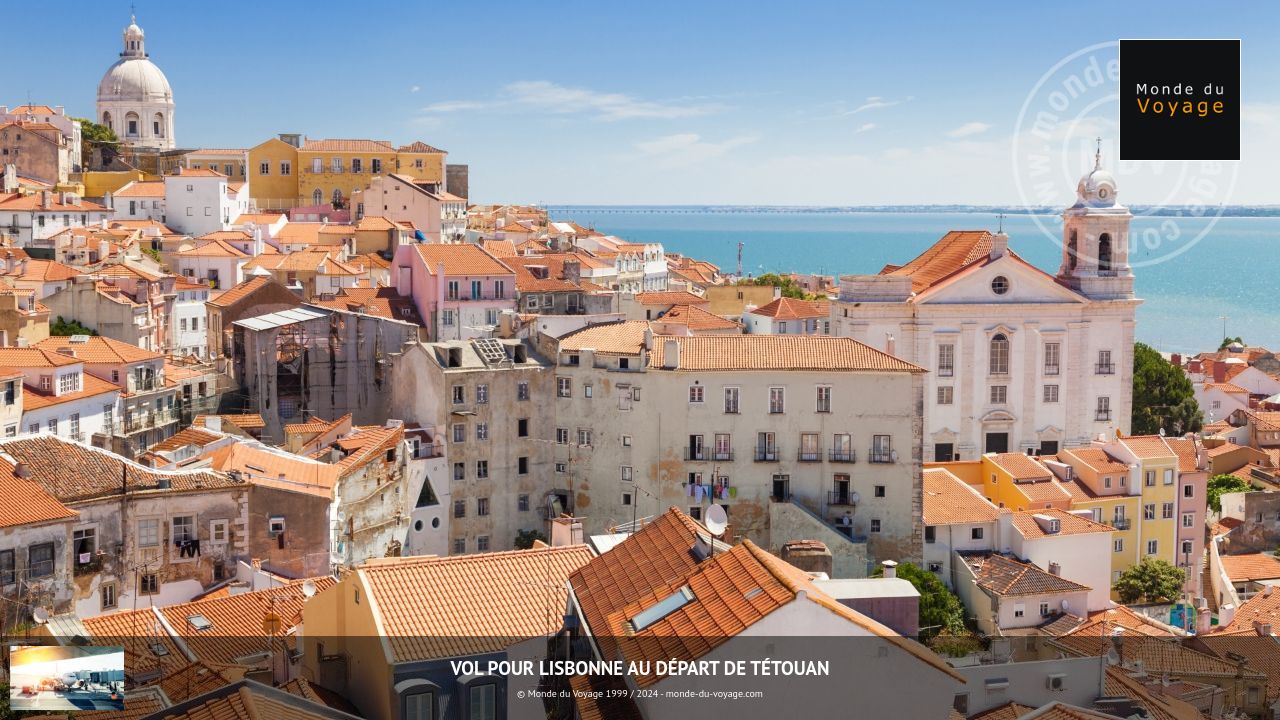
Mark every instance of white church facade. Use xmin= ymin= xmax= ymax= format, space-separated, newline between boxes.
xmin=832 ymin=150 xmax=1139 ymax=461
xmin=96 ymin=15 xmax=175 ymax=150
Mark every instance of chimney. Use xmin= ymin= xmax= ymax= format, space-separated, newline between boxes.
xmin=881 ymin=559 xmax=898 ymax=579
xmin=989 ymin=231 xmax=1008 ymax=259
xmin=1 ymin=164 xmax=15 ymax=193
xmin=663 ymin=339 xmax=680 ymax=369
xmin=1171 ymin=353 xmax=1182 ymax=368
xmin=1213 ymin=362 xmax=1226 ymax=384
xmin=12 ymin=461 xmax=29 ymax=479
xmin=1048 ymin=561 xmax=1062 ymax=576
xmin=41 ymin=191 xmax=51 ymax=209
xmin=1255 ymin=620 xmax=1273 ymax=636
xmin=885 ymin=333 xmax=896 ymax=356
xmin=98 ymin=240 xmax=109 ymax=260
xmin=781 ymin=541 xmax=833 ymax=577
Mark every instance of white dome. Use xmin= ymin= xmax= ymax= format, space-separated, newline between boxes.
xmin=1074 ymin=146 xmax=1119 ymax=209
xmin=97 ymin=57 xmax=173 ymax=103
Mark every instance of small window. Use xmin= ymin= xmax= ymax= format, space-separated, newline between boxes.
xmin=990 ymin=276 xmax=1010 ymax=295
xmin=870 ymin=518 xmax=881 ymax=533
xmin=140 ymin=573 xmax=159 ymax=595
xmin=937 ymin=386 xmax=953 ymax=405
xmin=518 ymin=494 xmax=530 ymax=512
xmin=874 ymin=485 xmax=886 ymax=498
xmin=971 ymin=527 xmax=984 ymax=540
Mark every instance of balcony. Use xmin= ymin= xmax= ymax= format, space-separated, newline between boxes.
xmin=73 ymin=556 xmax=103 ymax=577
xmin=828 ymin=491 xmax=857 ymax=506
xmin=798 ymin=449 xmax=822 ymax=463
xmin=754 ymin=447 xmax=780 ymax=462
xmin=938 ymin=367 xmax=954 ymax=378
xmin=1096 ymin=363 xmax=1116 ymax=375
xmin=685 ymin=447 xmax=707 ymax=461
xmin=1095 ymin=411 xmax=1112 ymax=422
xmin=869 ymin=449 xmax=894 ymax=464
xmin=829 ymin=449 xmax=856 ymax=463
xmin=445 ymin=294 xmax=508 ymax=302
xmin=711 ymin=449 xmax=734 ymax=462
xmin=1044 ymin=364 xmax=1060 ymax=376
xmin=412 ymin=443 xmax=443 ymax=459
xmin=1110 ymin=518 xmax=1131 ymax=530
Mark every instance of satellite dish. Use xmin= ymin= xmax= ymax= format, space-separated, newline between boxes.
xmin=301 ymin=579 xmax=317 ymax=598
xmin=705 ymin=505 xmax=728 ymax=537
xmin=32 ymin=607 xmax=48 ymax=625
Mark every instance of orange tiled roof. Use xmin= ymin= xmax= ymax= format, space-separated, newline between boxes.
xmin=748 ymin=297 xmax=828 ymax=320
xmin=358 ymin=545 xmax=594 ymax=663
xmin=397 ymin=141 xmax=446 ymax=154
xmin=0 ymin=346 xmax=81 ymax=368
xmin=150 ymin=426 xmax=224 ymax=454
xmin=0 ymin=461 xmax=77 ymax=528
xmin=881 ymin=230 xmax=993 ymax=292
xmin=1220 ymin=553 xmax=1280 ymax=583
xmin=649 ymin=335 xmax=924 ymax=373
xmin=308 ymin=287 xmax=418 ymax=322
xmin=204 ymin=441 xmax=339 ymax=498
xmin=971 ymin=703 xmax=1035 ymax=720
xmin=3 ymin=258 xmax=83 ymax=282
xmin=412 ymin=243 xmax=513 ymax=276
xmin=114 ymin=180 xmax=166 ymax=198
xmin=1009 ymin=508 xmax=1113 ymax=538
xmin=35 ymin=335 xmax=162 ymax=364
xmin=0 ymin=194 xmax=107 ymax=211
xmin=1118 ymin=435 xmax=1179 ymax=460
xmin=634 ymin=290 xmax=706 ymax=306
xmin=178 ymin=238 xmax=248 ymax=258
xmin=207 ymin=276 xmax=273 ymax=308
xmin=0 ymin=435 xmax=237 ymax=503
xmin=22 ymin=373 xmax=120 ymax=411
xmin=963 ymin=552 xmax=1091 ymax=597
xmin=192 ymin=413 xmax=266 ymax=430
xmin=1198 ymin=633 xmax=1280 ymax=700
xmin=233 ymin=212 xmax=285 ymax=225
xmin=301 ymin=138 xmax=393 ymax=153
xmin=1059 ymin=447 xmax=1132 ymax=474
xmin=1164 ymin=437 xmax=1203 ymax=472
xmin=170 ymin=167 xmax=225 ymax=178
xmin=657 ymin=304 xmax=739 ymax=331
xmin=923 ymin=468 xmax=1003 ymax=525
xmin=558 ymin=320 xmax=649 ymax=355
xmin=989 ymin=452 xmax=1053 ymax=480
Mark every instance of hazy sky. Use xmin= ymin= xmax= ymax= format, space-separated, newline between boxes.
xmin=5 ymin=1 xmax=1276 ymax=205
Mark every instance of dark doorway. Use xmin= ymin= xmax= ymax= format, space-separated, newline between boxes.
xmin=1038 ymin=440 xmax=1060 ymax=456
xmin=933 ymin=443 xmax=955 ymax=462
xmin=985 ymin=432 xmax=1009 ymax=454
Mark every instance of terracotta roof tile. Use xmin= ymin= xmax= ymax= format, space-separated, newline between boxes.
xmin=747 ymin=297 xmax=829 ymax=320
xmin=649 ymin=335 xmax=924 ymax=373
xmin=300 ymin=138 xmax=393 ymax=153
xmin=114 ymin=180 xmax=166 ymax=198
xmin=397 ymin=141 xmax=447 ymax=154
xmin=923 ymin=468 xmax=1003 ymax=526
xmin=635 ymin=290 xmax=706 ymax=306
xmin=204 ymin=441 xmax=340 ymax=498
xmin=1009 ymin=508 xmax=1113 ymax=538
xmin=1058 ymin=447 xmax=1132 ymax=474
xmin=358 ymin=545 xmax=594 ymax=663
xmin=1221 ymin=553 xmax=1280 ymax=583
xmin=207 ymin=276 xmax=274 ymax=308
xmin=963 ymin=552 xmax=1091 ymax=596
xmin=971 ymin=702 xmax=1035 ymax=720
xmin=149 ymin=426 xmax=224 ymax=454
xmin=22 ymin=372 xmax=119 ymax=410
xmin=2 ymin=258 xmax=83 ymax=282
xmin=35 ymin=335 xmax=162 ymax=364
xmin=558 ymin=320 xmax=649 ymax=355
xmin=0 ymin=435 xmax=239 ymax=503
xmin=412 ymin=243 xmax=513 ymax=276
xmin=178 ymin=239 xmax=248 ymax=258
xmin=0 ymin=462 xmax=77 ymax=528
xmin=989 ymin=452 xmax=1054 ymax=480
xmin=882 ymin=230 xmax=993 ymax=292
xmin=1118 ymin=435 xmax=1179 ymax=460
xmin=657 ymin=304 xmax=739 ymax=331
xmin=308 ymin=287 xmax=420 ymax=323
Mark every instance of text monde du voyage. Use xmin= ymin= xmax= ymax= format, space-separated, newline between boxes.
xmin=1134 ymin=82 xmax=1228 ymax=118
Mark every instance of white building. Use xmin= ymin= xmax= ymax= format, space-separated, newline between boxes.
xmin=0 ymin=192 xmax=112 ymax=245
xmin=922 ymin=467 xmax=1001 ymax=587
xmin=0 ymin=348 xmax=120 ymax=443
xmin=999 ymin=508 xmax=1114 ymax=612
xmin=744 ymin=297 xmax=831 ymax=335
xmin=112 ymin=180 xmax=166 ymax=222
xmin=163 ymin=167 xmax=248 ymax=237
xmin=171 ymin=279 xmax=211 ymax=358
xmin=832 ymin=152 xmax=1138 ymax=461
xmin=96 ymin=15 xmax=175 ymax=150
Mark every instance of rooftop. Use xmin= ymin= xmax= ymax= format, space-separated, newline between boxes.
xmin=922 ymin=467 xmax=1003 ymax=526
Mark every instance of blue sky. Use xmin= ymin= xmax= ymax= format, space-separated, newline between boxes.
xmin=5 ymin=1 xmax=1276 ymax=205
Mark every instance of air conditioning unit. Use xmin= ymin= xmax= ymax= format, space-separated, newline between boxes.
xmin=1047 ymin=674 xmax=1066 ymax=691
xmin=268 ymin=516 xmax=286 ymax=535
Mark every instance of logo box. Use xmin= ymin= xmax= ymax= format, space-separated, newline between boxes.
xmin=1120 ymin=39 xmax=1240 ymax=160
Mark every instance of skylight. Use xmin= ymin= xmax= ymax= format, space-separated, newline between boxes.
xmin=630 ymin=586 xmax=695 ymax=632
xmin=187 ymin=614 xmax=213 ymax=631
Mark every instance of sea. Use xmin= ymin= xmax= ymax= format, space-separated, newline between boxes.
xmin=545 ymin=208 xmax=1276 ymax=355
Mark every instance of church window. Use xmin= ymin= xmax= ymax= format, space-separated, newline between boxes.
xmin=312 ymin=189 xmax=323 ymax=205
xmin=1067 ymin=230 xmax=1078 ymax=270
xmin=990 ymin=275 xmax=1010 ymax=295
xmin=989 ymin=334 xmax=1010 ymax=375
xmin=1098 ymin=233 xmax=1113 ymax=272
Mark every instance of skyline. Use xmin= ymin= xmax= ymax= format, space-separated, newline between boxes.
xmin=5 ymin=1 xmax=1276 ymax=205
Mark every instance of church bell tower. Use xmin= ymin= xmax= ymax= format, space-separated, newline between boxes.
xmin=1057 ymin=139 xmax=1134 ymax=300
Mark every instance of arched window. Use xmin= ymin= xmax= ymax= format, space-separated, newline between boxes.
xmin=102 ymin=111 xmax=112 ymax=131
xmin=1098 ymin=233 xmax=1112 ymax=273
xmin=312 ymin=188 xmax=323 ymax=205
xmin=332 ymin=188 xmax=344 ymax=208
xmin=990 ymin=333 xmax=1010 ymax=375
xmin=125 ymin=112 xmax=139 ymax=137
xmin=1067 ymin=230 xmax=1078 ymax=271
xmin=153 ymin=113 xmax=164 ymax=138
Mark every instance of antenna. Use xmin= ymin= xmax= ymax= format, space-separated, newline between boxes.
xmin=301 ymin=579 xmax=317 ymax=598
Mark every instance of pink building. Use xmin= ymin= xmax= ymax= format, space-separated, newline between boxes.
xmin=392 ymin=243 xmax=516 ymax=340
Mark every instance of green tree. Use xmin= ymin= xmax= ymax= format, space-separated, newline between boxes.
xmin=514 ymin=529 xmax=547 ymax=550
xmin=873 ymin=561 xmax=965 ymax=641
xmin=74 ymin=117 xmax=118 ymax=168
xmin=1113 ymin=558 xmax=1185 ymax=604
xmin=1207 ymin=473 xmax=1252 ymax=513
xmin=50 ymin=316 xmax=97 ymax=337
xmin=736 ymin=272 xmax=809 ymax=299
xmin=1132 ymin=341 xmax=1203 ymax=435
xmin=1219 ymin=336 xmax=1245 ymax=350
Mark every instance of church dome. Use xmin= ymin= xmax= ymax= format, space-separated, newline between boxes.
xmin=1075 ymin=142 xmax=1118 ymax=208
xmin=97 ymin=57 xmax=173 ymax=103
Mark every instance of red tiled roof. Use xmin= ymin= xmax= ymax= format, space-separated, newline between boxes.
xmin=748 ymin=297 xmax=828 ymax=320
xmin=649 ymin=335 xmax=924 ymax=373
xmin=923 ymin=468 xmax=1003 ymax=526
xmin=882 ymin=230 xmax=993 ymax=292
xmin=412 ymin=243 xmax=513 ymax=276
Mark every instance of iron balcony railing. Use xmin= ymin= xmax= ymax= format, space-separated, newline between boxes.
xmin=712 ymin=449 xmax=734 ymax=461
xmin=798 ymin=448 xmax=822 ymax=462
xmin=1110 ymin=518 xmax=1131 ymax=530
xmin=755 ymin=447 xmax=780 ymax=462
xmin=829 ymin=449 xmax=856 ymax=463
xmin=686 ymin=447 xmax=707 ymax=461
xmin=1096 ymin=411 xmax=1112 ymax=421
xmin=869 ymin=450 xmax=894 ymax=464
xmin=828 ymin=491 xmax=857 ymax=506
xmin=1096 ymin=363 xmax=1116 ymax=375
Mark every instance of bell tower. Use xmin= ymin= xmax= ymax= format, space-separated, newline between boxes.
xmin=1057 ymin=139 xmax=1134 ymax=300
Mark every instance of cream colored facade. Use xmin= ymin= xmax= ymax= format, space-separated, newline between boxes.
xmin=833 ymin=158 xmax=1138 ymax=461
xmin=245 ymin=137 xmax=300 ymax=210
xmin=541 ymin=331 xmax=925 ymax=570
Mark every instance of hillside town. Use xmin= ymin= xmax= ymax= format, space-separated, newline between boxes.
xmin=0 ymin=13 xmax=1273 ymax=720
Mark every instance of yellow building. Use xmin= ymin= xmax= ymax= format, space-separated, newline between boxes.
xmin=245 ymin=136 xmax=300 ymax=210
xmin=246 ymin=135 xmax=447 ymax=211
xmin=932 ymin=434 xmax=1208 ymax=596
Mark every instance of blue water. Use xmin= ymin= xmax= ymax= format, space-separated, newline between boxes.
xmin=548 ymin=208 xmax=1274 ymax=355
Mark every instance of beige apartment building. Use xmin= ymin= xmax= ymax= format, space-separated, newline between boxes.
xmin=388 ymin=338 xmax=554 ymax=555
xmin=538 ymin=323 xmax=926 ymax=571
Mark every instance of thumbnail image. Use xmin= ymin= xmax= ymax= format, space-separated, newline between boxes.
xmin=8 ymin=644 xmax=125 ymax=712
